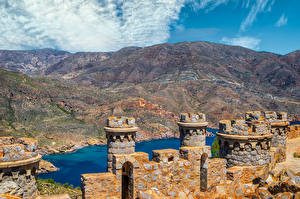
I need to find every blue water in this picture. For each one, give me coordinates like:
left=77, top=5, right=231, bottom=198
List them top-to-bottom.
left=290, top=121, right=300, bottom=125
left=39, top=128, right=217, bottom=187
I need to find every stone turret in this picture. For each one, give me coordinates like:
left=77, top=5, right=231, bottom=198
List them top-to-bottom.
left=246, top=111, right=289, bottom=162
left=177, top=113, right=208, bottom=147
left=104, top=116, right=138, bottom=172
left=217, top=118, right=273, bottom=168
left=0, top=136, right=41, bottom=199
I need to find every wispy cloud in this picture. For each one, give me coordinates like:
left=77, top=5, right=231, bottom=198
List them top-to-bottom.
left=0, top=0, right=186, bottom=52
left=188, top=0, right=229, bottom=10
left=240, top=0, right=275, bottom=32
left=275, top=14, right=288, bottom=27
left=221, top=36, right=261, bottom=50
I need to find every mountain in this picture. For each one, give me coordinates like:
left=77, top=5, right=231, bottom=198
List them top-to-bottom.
left=0, top=42, right=299, bottom=151
left=0, top=48, right=70, bottom=75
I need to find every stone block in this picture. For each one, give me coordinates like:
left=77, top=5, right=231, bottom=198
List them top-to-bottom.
left=245, top=111, right=264, bottom=121
left=180, top=113, right=206, bottom=123
left=107, top=116, right=136, bottom=128
left=219, top=120, right=232, bottom=133
left=0, top=137, right=13, bottom=145
left=17, top=138, right=38, bottom=152
left=179, top=146, right=211, bottom=161
left=152, top=149, right=179, bottom=163
left=81, top=173, right=120, bottom=199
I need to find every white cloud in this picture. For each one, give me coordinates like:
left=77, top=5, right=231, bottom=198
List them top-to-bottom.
left=0, top=0, right=186, bottom=52
left=0, top=0, right=276, bottom=52
left=187, top=0, right=229, bottom=11
left=240, top=0, right=275, bottom=32
left=275, top=14, right=288, bottom=27
left=221, top=36, right=261, bottom=50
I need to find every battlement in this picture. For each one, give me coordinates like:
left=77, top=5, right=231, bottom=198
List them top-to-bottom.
left=245, top=111, right=288, bottom=123
left=180, top=112, right=206, bottom=123
left=106, top=116, right=136, bottom=128
left=219, top=119, right=271, bottom=136
left=0, top=136, right=40, bottom=165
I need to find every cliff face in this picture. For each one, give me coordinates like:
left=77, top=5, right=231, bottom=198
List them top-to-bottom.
left=0, top=41, right=299, bottom=150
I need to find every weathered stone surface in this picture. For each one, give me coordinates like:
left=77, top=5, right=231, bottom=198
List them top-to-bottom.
left=81, top=112, right=296, bottom=199
left=104, top=116, right=138, bottom=172
left=288, top=125, right=300, bottom=139
left=0, top=136, right=40, bottom=199
left=81, top=173, right=119, bottom=199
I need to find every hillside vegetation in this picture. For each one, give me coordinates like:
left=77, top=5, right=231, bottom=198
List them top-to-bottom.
left=0, top=41, right=299, bottom=151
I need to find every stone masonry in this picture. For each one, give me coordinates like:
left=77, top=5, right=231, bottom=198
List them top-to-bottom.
left=81, top=111, right=291, bottom=199
left=246, top=111, right=289, bottom=162
left=178, top=113, right=207, bottom=147
left=81, top=114, right=228, bottom=199
left=105, top=116, right=138, bottom=172
left=217, top=118, right=273, bottom=167
left=0, top=137, right=41, bottom=199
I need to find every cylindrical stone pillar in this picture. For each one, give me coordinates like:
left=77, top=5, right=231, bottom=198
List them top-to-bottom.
left=265, top=111, right=289, bottom=162
left=177, top=113, right=208, bottom=147
left=104, top=116, right=138, bottom=172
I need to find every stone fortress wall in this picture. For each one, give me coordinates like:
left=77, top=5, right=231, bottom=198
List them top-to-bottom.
left=81, top=111, right=297, bottom=199
left=81, top=113, right=227, bottom=199
left=0, top=137, right=41, bottom=199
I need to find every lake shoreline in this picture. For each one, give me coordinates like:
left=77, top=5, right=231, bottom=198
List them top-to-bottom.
left=39, top=127, right=218, bottom=156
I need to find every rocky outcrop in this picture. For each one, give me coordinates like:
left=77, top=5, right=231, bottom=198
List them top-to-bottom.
left=38, top=160, right=59, bottom=174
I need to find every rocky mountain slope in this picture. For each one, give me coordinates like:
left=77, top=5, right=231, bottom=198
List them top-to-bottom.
left=0, top=41, right=299, bottom=151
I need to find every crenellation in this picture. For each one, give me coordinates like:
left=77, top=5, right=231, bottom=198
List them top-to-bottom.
left=107, top=116, right=136, bottom=128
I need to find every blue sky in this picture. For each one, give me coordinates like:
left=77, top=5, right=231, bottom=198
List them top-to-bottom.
left=0, top=0, right=299, bottom=54
left=168, top=0, right=300, bottom=54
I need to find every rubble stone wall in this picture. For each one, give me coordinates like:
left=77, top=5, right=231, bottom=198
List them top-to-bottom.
left=178, top=113, right=208, bottom=147
left=288, top=124, right=300, bottom=139
left=179, top=127, right=206, bottom=147
left=106, top=132, right=136, bottom=172
left=218, top=135, right=272, bottom=167
left=0, top=136, right=40, bottom=199
left=82, top=146, right=228, bottom=199
left=0, top=162, right=39, bottom=199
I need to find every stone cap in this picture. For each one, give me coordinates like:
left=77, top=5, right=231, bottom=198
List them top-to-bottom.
left=245, top=111, right=288, bottom=123
left=245, top=111, right=265, bottom=121
left=178, top=112, right=208, bottom=127
left=179, top=113, right=206, bottom=123
left=104, top=116, right=139, bottom=133
left=106, top=116, right=136, bottom=128
left=219, top=119, right=271, bottom=136
left=216, top=132, right=273, bottom=141
left=0, top=136, right=39, bottom=163
left=0, top=154, right=41, bottom=168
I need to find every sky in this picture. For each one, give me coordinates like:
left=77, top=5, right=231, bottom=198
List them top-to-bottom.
left=0, top=0, right=299, bottom=54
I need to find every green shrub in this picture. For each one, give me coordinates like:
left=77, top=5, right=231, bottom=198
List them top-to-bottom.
left=212, top=137, right=220, bottom=158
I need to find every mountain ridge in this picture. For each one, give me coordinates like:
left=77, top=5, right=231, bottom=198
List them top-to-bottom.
left=0, top=41, right=299, bottom=151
